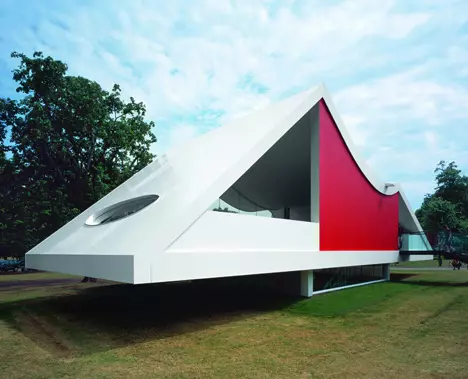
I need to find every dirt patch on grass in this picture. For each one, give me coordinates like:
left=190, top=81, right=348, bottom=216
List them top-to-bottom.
left=0, top=278, right=80, bottom=290
left=14, top=311, right=78, bottom=358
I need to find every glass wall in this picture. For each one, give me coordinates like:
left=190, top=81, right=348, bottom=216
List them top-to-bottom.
left=208, top=197, right=313, bottom=220
left=209, top=198, right=273, bottom=218
left=401, top=234, right=429, bottom=251
left=313, top=264, right=386, bottom=291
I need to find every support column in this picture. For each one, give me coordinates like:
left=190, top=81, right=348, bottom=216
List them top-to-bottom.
left=383, top=264, right=390, bottom=281
left=300, top=270, right=314, bottom=297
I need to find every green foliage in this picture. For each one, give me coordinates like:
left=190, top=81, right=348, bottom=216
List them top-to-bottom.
left=0, top=51, right=157, bottom=256
left=416, top=160, right=468, bottom=234
left=416, top=196, right=460, bottom=231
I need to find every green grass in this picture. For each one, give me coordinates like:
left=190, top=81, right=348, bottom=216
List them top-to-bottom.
left=393, top=258, right=441, bottom=268
left=0, top=271, right=468, bottom=378
left=0, top=271, right=79, bottom=281
left=285, top=281, right=411, bottom=318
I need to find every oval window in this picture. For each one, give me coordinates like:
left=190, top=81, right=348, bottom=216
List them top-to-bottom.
left=85, top=194, right=159, bottom=226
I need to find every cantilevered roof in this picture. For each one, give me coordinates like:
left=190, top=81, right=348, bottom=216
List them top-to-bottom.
left=25, top=84, right=429, bottom=282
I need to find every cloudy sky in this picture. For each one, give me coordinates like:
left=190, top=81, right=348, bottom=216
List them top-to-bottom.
left=1, top=0, right=467, bottom=210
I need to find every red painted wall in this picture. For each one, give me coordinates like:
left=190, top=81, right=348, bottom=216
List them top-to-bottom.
left=319, top=100, right=399, bottom=251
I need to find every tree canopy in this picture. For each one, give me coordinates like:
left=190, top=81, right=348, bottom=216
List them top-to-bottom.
left=0, top=51, right=157, bottom=256
left=416, top=161, right=468, bottom=234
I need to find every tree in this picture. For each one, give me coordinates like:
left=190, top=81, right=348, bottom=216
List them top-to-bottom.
left=0, top=51, right=157, bottom=256
left=416, top=160, right=468, bottom=234
left=434, top=161, right=468, bottom=216
left=415, top=195, right=461, bottom=231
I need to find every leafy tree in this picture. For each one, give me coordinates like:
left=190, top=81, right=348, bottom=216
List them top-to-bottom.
left=0, top=51, right=157, bottom=256
left=416, top=160, right=468, bottom=234
left=434, top=161, right=468, bottom=216
left=415, top=196, right=461, bottom=231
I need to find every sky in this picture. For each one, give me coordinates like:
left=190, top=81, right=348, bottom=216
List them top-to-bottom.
left=1, top=0, right=468, bottom=211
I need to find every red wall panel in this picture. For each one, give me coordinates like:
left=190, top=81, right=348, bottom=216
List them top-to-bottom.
left=319, top=100, right=399, bottom=251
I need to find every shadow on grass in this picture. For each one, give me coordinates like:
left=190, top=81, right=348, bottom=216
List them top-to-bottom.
left=3, top=271, right=464, bottom=357
left=390, top=272, right=468, bottom=287
left=390, top=273, right=419, bottom=282
left=0, top=277, right=301, bottom=357
left=394, top=280, right=468, bottom=287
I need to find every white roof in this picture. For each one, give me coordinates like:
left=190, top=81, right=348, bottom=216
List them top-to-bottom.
left=25, top=84, right=429, bottom=283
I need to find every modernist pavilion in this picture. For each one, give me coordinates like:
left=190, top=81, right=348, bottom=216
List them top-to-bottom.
left=26, top=84, right=432, bottom=297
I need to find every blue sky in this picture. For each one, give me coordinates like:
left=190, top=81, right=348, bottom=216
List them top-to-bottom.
left=1, top=0, right=468, bottom=210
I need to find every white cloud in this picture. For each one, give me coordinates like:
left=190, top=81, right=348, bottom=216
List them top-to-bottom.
left=1, top=0, right=468, bottom=209
left=3, top=0, right=433, bottom=119
left=446, top=46, right=468, bottom=77
left=333, top=63, right=468, bottom=200
left=334, top=68, right=468, bottom=126
left=340, top=115, right=368, bottom=146
left=167, top=124, right=199, bottom=149
left=399, top=179, right=436, bottom=209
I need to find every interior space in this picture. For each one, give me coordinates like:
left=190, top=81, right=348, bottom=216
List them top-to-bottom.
left=209, top=106, right=319, bottom=222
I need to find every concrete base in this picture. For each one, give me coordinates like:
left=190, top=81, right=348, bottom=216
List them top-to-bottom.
left=383, top=263, right=390, bottom=281
left=300, top=270, right=314, bottom=297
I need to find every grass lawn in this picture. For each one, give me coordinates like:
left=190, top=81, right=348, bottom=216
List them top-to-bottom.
left=394, top=258, right=441, bottom=268
left=395, top=258, right=468, bottom=269
left=0, top=271, right=467, bottom=379
left=0, top=271, right=80, bottom=282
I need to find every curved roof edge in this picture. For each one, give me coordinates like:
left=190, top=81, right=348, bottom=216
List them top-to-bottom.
left=160, top=83, right=426, bottom=237
left=315, top=84, right=426, bottom=238
left=318, top=84, right=397, bottom=196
